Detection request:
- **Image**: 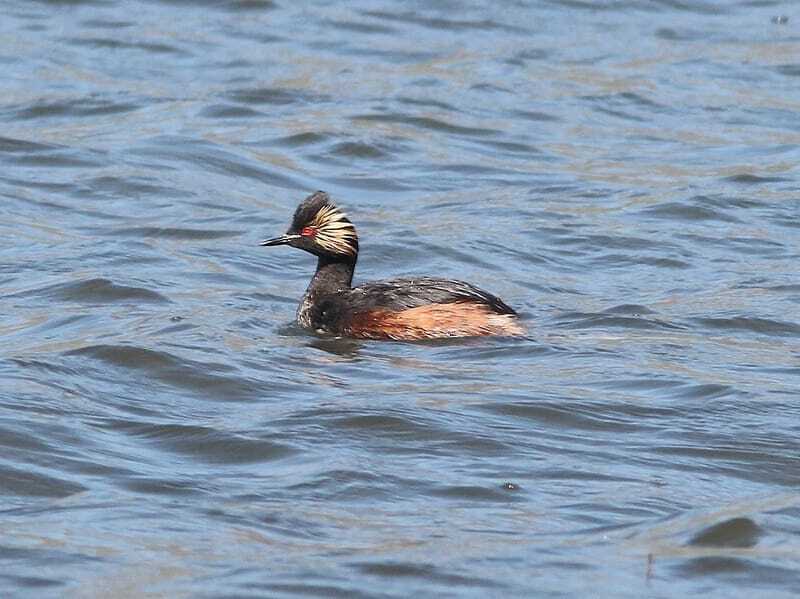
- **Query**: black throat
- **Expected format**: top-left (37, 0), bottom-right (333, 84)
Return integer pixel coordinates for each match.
top-left (307, 254), bottom-right (356, 295)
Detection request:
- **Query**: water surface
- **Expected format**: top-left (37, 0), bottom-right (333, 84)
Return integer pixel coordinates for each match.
top-left (2, 0), bottom-right (800, 597)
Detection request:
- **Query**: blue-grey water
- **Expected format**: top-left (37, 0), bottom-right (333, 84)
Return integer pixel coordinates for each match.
top-left (2, 0), bottom-right (800, 597)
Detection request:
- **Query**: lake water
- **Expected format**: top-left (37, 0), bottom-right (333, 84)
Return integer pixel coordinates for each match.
top-left (2, 0), bottom-right (800, 596)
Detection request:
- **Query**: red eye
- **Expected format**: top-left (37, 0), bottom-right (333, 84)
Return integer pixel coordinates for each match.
top-left (300, 226), bottom-right (316, 237)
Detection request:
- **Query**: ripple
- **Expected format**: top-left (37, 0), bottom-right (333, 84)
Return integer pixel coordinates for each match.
top-left (351, 113), bottom-right (499, 137)
top-left (480, 400), bottom-right (641, 433)
top-left (118, 476), bottom-right (206, 496)
top-left (0, 464), bottom-right (86, 498)
top-left (362, 10), bottom-right (526, 33)
top-left (21, 277), bottom-right (169, 304)
top-left (226, 87), bottom-right (330, 106)
top-left (66, 37), bottom-right (185, 54)
top-left (554, 312), bottom-right (682, 331)
top-left (200, 104), bottom-right (264, 119)
top-left (638, 198), bottom-right (740, 223)
top-left (0, 136), bottom-right (57, 153)
top-left (327, 141), bottom-right (389, 159)
top-left (692, 317), bottom-right (800, 338)
top-left (268, 132), bottom-right (331, 147)
top-left (325, 18), bottom-right (396, 35)
top-left (352, 561), bottom-right (500, 587)
top-left (66, 345), bottom-right (262, 400)
top-left (689, 517), bottom-right (762, 548)
top-left (430, 484), bottom-right (523, 503)
top-left (723, 174), bottom-right (789, 185)
top-left (131, 136), bottom-right (305, 189)
top-left (775, 64), bottom-right (800, 77)
top-left (101, 420), bottom-right (296, 464)
top-left (8, 97), bottom-right (141, 120)
top-left (111, 226), bottom-right (240, 240)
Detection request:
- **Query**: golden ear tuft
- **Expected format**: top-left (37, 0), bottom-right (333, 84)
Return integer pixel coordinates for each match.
top-left (309, 203), bottom-right (358, 257)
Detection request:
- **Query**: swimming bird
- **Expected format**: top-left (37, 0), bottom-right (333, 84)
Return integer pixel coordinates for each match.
top-left (261, 191), bottom-right (524, 340)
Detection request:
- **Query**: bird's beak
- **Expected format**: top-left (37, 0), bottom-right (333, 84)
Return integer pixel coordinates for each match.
top-left (260, 234), bottom-right (301, 247)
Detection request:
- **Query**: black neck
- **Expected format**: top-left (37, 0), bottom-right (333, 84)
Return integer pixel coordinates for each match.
top-left (307, 254), bottom-right (356, 295)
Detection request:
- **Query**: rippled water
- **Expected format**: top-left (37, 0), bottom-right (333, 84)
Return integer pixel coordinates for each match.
top-left (2, 0), bottom-right (800, 596)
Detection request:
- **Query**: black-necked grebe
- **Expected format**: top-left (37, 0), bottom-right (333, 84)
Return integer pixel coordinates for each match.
top-left (261, 191), bottom-right (524, 340)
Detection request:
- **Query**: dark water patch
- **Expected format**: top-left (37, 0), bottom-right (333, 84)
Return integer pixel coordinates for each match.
top-left (362, 10), bottom-right (527, 33)
top-left (723, 173), bottom-right (789, 184)
top-left (412, 240), bottom-right (499, 270)
top-left (285, 469), bottom-right (423, 502)
top-left (66, 37), bottom-right (185, 54)
top-left (439, 342), bottom-right (553, 362)
top-left (0, 574), bottom-right (63, 590)
top-left (79, 175), bottom-right (190, 199)
top-left (99, 420), bottom-right (296, 464)
top-left (301, 409), bottom-right (510, 455)
top-left (0, 425), bottom-right (56, 454)
top-left (638, 198), bottom-right (740, 223)
top-left (6, 151), bottom-right (106, 169)
top-left (692, 317), bottom-right (800, 338)
top-left (675, 556), bottom-right (798, 582)
top-left (775, 64), bottom-right (800, 77)
top-left (537, 467), bottom-right (640, 483)
top-left (144, 0), bottom-right (274, 8)
top-left (130, 136), bottom-right (305, 189)
top-left (251, 510), bottom-right (333, 541)
top-left (28, 0), bottom-right (108, 4)
top-left (668, 383), bottom-right (734, 401)
top-left (590, 253), bottom-right (691, 269)
top-left (675, 233), bottom-right (785, 256)
top-left (480, 401), bottom-right (641, 434)
top-left (352, 113), bottom-right (500, 137)
top-left (584, 92), bottom-right (671, 121)
top-left (223, 0), bottom-right (276, 10)
top-left (479, 241), bottom-right (553, 266)
top-left (80, 18), bottom-right (133, 28)
top-left (353, 560), bottom-right (500, 587)
top-left (512, 109), bottom-right (560, 122)
top-left (396, 96), bottom-right (457, 111)
top-left (602, 304), bottom-right (656, 316)
top-left (0, 543), bottom-right (100, 569)
top-left (0, 464), bottom-right (86, 498)
top-left (700, 195), bottom-right (767, 210)
top-left (554, 312), bottom-right (683, 331)
top-left (226, 87), bottom-right (330, 106)
top-left (66, 345), bottom-right (262, 401)
top-left (475, 139), bottom-right (545, 156)
top-left (325, 174), bottom-right (413, 191)
top-left (655, 27), bottom-right (706, 41)
top-left (689, 517), bottom-right (762, 548)
top-left (580, 233), bottom-right (670, 251)
top-left (256, 582), bottom-right (373, 599)
top-left (648, 443), bottom-right (794, 474)
top-left (339, 44), bottom-right (441, 64)
top-left (9, 97), bottom-right (140, 120)
top-left (111, 226), bottom-right (239, 240)
top-left (325, 18), bottom-right (396, 35)
top-left (200, 104), bottom-right (264, 119)
top-left (17, 277), bottom-right (169, 304)
top-left (327, 141), bottom-right (389, 159)
top-left (762, 284), bottom-right (800, 293)
top-left (430, 484), bottom-right (524, 503)
top-left (268, 132), bottom-right (331, 147)
top-left (505, 48), bottom-right (550, 66)
top-left (331, 413), bottom-right (433, 435)
top-left (0, 136), bottom-right (58, 153)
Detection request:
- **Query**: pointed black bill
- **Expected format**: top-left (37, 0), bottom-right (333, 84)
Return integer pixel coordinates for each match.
top-left (260, 234), bottom-right (300, 247)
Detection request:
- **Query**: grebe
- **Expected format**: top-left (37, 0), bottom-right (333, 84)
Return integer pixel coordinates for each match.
top-left (261, 191), bottom-right (524, 340)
